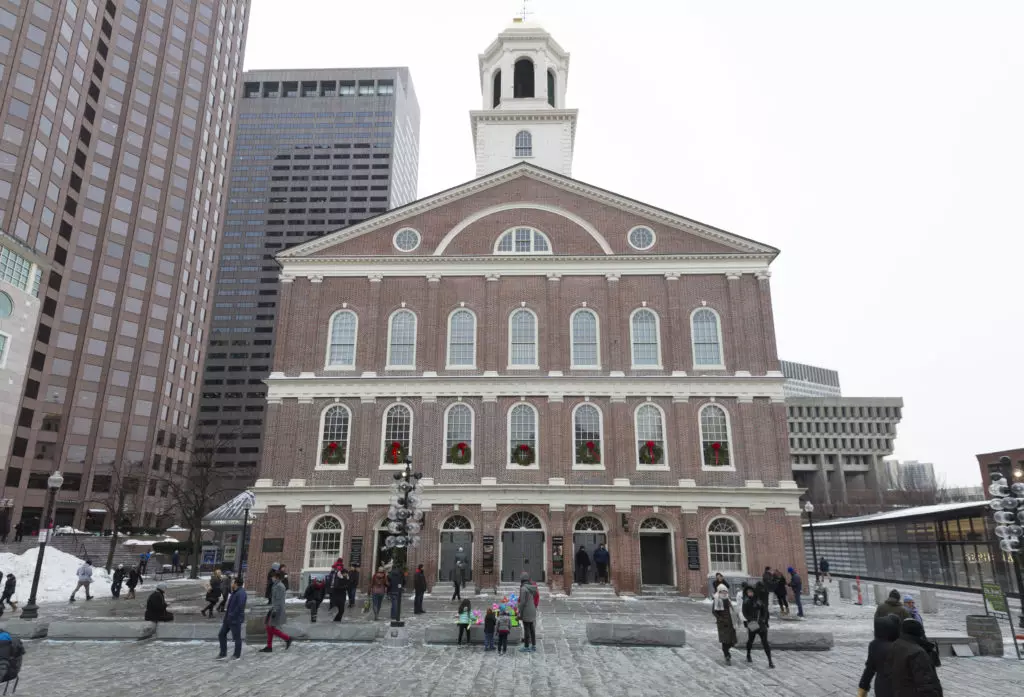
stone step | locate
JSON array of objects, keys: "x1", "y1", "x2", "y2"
[
  {"x1": 639, "y1": 584, "x2": 682, "y2": 597},
  {"x1": 569, "y1": 584, "x2": 620, "y2": 599}
]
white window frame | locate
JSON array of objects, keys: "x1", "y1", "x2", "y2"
[
  {"x1": 634, "y1": 402, "x2": 669, "y2": 471},
  {"x1": 629, "y1": 308, "x2": 662, "y2": 369},
  {"x1": 698, "y1": 402, "x2": 736, "y2": 471},
  {"x1": 324, "y1": 309, "x2": 358, "y2": 370},
  {"x1": 380, "y1": 402, "x2": 413, "y2": 470},
  {"x1": 706, "y1": 516, "x2": 746, "y2": 575},
  {"x1": 569, "y1": 308, "x2": 600, "y2": 369},
  {"x1": 315, "y1": 403, "x2": 352, "y2": 470},
  {"x1": 571, "y1": 402, "x2": 604, "y2": 471},
  {"x1": 303, "y1": 514, "x2": 344, "y2": 573},
  {"x1": 493, "y1": 227, "x2": 553, "y2": 255},
  {"x1": 507, "y1": 307, "x2": 539, "y2": 370},
  {"x1": 506, "y1": 403, "x2": 540, "y2": 470},
  {"x1": 442, "y1": 402, "x2": 475, "y2": 469},
  {"x1": 690, "y1": 306, "x2": 725, "y2": 369},
  {"x1": 392, "y1": 227, "x2": 421, "y2": 253},
  {"x1": 445, "y1": 308, "x2": 477, "y2": 370},
  {"x1": 627, "y1": 225, "x2": 657, "y2": 251},
  {"x1": 385, "y1": 308, "x2": 417, "y2": 369},
  {"x1": 514, "y1": 129, "x2": 532, "y2": 157},
  {"x1": 0, "y1": 330, "x2": 9, "y2": 369}
]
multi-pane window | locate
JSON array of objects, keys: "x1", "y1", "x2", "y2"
[
  {"x1": 0, "y1": 246, "x2": 33, "y2": 291},
  {"x1": 382, "y1": 403, "x2": 412, "y2": 465},
  {"x1": 700, "y1": 404, "x2": 732, "y2": 467},
  {"x1": 571, "y1": 309, "x2": 599, "y2": 368},
  {"x1": 708, "y1": 518, "x2": 744, "y2": 572},
  {"x1": 635, "y1": 404, "x2": 666, "y2": 466},
  {"x1": 444, "y1": 403, "x2": 474, "y2": 465},
  {"x1": 326, "y1": 310, "x2": 357, "y2": 368},
  {"x1": 495, "y1": 227, "x2": 551, "y2": 254},
  {"x1": 692, "y1": 308, "x2": 723, "y2": 366},
  {"x1": 515, "y1": 130, "x2": 532, "y2": 157},
  {"x1": 508, "y1": 309, "x2": 537, "y2": 367},
  {"x1": 387, "y1": 309, "x2": 416, "y2": 367},
  {"x1": 447, "y1": 309, "x2": 476, "y2": 367},
  {"x1": 573, "y1": 404, "x2": 602, "y2": 465},
  {"x1": 630, "y1": 309, "x2": 660, "y2": 367},
  {"x1": 508, "y1": 404, "x2": 538, "y2": 466},
  {"x1": 0, "y1": 332, "x2": 8, "y2": 367},
  {"x1": 307, "y1": 515, "x2": 343, "y2": 569},
  {"x1": 319, "y1": 405, "x2": 350, "y2": 466}
]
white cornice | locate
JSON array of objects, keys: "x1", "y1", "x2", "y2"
[
  {"x1": 264, "y1": 373, "x2": 787, "y2": 402},
  {"x1": 470, "y1": 109, "x2": 579, "y2": 155}
]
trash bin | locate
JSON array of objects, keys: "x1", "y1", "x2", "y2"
[
  {"x1": 839, "y1": 579, "x2": 852, "y2": 600},
  {"x1": 966, "y1": 615, "x2": 1003, "y2": 656},
  {"x1": 873, "y1": 583, "x2": 888, "y2": 605},
  {"x1": 920, "y1": 589, "x2": 937, "y2": 614}
]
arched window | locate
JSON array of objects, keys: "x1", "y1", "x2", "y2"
[
  {"x1": 635, "y1": 403, "x2": 667, "y2": 467},
  {"x1": 508, "y1": 403, "x2": 538, "y2": 467},
  {"x1": 386, "y1": 309, "x2": 416, "y2": 368},
  {"x1": 508, "y1": 308, "x2": 538, "y2": 368},
  {"x1": 572, "y1": 403, "x2": 603, "y2": 467},
  {"x1": 319, "y1": 405, "x2": 351, "y2": 467},
  {"x1": 640, "y1": 517, "x2": 669, "y2": 530},
  {"x1": 691, "y1": 308, "x2": 724, "y2": 367},
  {"x1": 513, "y1": 57, "x2": 534, "y2": 98},
  {"x1": 708, "y1": 518, "x2": 744, "y2": 572},
  {"x1": 381, "y1": 403, "x2": 412, "y2": 466},
  {"x1": 630, "y1": 308, "x2": 661, "y2": 367},
  {"x1": 504, "y1": 511, "x2": 542, "y2": 530},
  {"x1": 325, "y1": 310, "x2": 357, "y2": 368},
  {"x1": 570, "y1": 309, "x2": 599, "y2": 368},
  {"x1": 546, "y1": 69, "x2": 555, "y2": 107},
  {"x1": 699, "y1": 404, "x2": 732, "y2": 468},
  {"x1": 514, "y1": 129, "x2": 532, "y2": 157},
  {"x1": 443, "y1": 515, "x2": 473, "y2": 530},
  {"x1": 446, "y1": 309, "x2": 476, "y2": 368},
  {"x1": 575, "y1": 516, "x2": 604, "y2": 531},
  {"x1": 495, "y1": 226, "x2": 551, "y2": 254},
  {"x1": 492, "y1": 69, "x2": 501, "y2": 108},
  {"x1": 306, "y1": 515, "x2": 343, "y2": 570},
  {"x1": 444, "y1": 403, "x2": 474, "y2": 467}
]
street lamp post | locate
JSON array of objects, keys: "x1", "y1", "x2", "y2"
[
  {"x1": 385, "y1": 458, "x2": 424, "y2": 628},
  {"x1": 236, "y1": 506, "x2": 250, "y2": 579},
  {"x1": 21, "y1": 471, "x2": 64, "y2": 620},
  {"x1": 804, "y1": 500, "x2": 819, "y2": 583}
]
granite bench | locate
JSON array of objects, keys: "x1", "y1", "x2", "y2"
[
  {"x1": 47, "y1": 620, "x2": 156, "y2": 641},
  {"x1": 586, "y1": 623, "x2": 686, "y2": 647},
  {"x1": 424, "y1": 625, "x2": 522, "y2": 645},
  {"x1": 929, "y1": 635, "x2": 979, "y2": 657},
  {"x1": 154, "y1": 622, "x2": 247, "y2": 641},
  {"x1": 751, "y1": 629, "x2": 833, "y2": 651}
]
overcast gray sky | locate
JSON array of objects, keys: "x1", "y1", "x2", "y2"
[{"x1": 244, "y1": 0, "x2": 1024, "y2": 486}]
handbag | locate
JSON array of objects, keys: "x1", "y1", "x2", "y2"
[{"x1": 746, "y1": 620, "x2": 762, "y2": 632}]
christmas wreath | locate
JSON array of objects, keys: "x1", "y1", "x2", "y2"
[
  {"x1": 449, "y1": 442, "x2": 472, "y2": 465},
  {"x1": 703, "y1": 441, "x2": 730, "y2": 467},
  {"x1": 638, "y1": 440, "x2": 664, "y2": 465},
  {"x1": 322, "y1": 441, "x2": 346, "y2": 465},
  {"x1": 384, "y1": 440, "x2": 407, "y2": 465},
  {"x1": 512, "y1": 443, "x2": 535, "y2": 466},
  {"x1": 576, "y1": 441, "x2": 601, "y2": 464}
]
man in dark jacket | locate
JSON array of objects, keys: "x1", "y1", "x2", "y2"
[
  {"x1": 592, "y1": 543, "x2": 610, "y2": 584},
  {"x1": 144, "y1": 583, "x2": 173, "y2": 622},
  {"x1": 858, "y1": 614, "x2": 900, "y2": 697},
  {"x1": 110, "y1": 565, "x2": 124, "y2": 600},
  {"x1": 217, "y1": 577, "x2": 246, "y2": 660},
  {"x1": 413, "y1": 564, "x2": 427, "y2": 614},
  {"x1": 875, "y1": 589, "x2": 911, "y2": 622},
  {"x1": 574, "y1": 546, "x2": 591, "y2": 585},
  {"x1": 347, "y1": 563, "x2": 360, "y2": 608},
  {"x1": 887, "y1": 619, "x2": 943, "y2": 697},
  {"x1": 787, "y1": 567, "x2": 804, "y2": 617}
]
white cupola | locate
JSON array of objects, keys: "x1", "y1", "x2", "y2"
[{"x1": 470, "y1": 18, "x2": 578, "y2": 177}]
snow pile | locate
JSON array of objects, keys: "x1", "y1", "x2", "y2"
[{"x1": 0, "y1": 548, "x2": 113, "y2": 604}]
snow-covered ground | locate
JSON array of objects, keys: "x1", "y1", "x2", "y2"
[{"x1": 0, "y1": 548, "x2": 113, "y2": 604}]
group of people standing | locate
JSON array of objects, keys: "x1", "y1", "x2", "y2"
[
  {"x1": 761, "y1": 566, "x2": 804, "y2": 618},
  {"x1": 711, "y1": 579, "x2": 776, "y2": 668},
  {"x1": 201, "y1": 569, "x2": 235, "y2": 617},
  {"x1": 573, "y1": 544, "x2": 610, "y2": 584},
  {"x1": 454, "y1": 572, "x2": 540, "y2": 653},
  {"x1": 300, "y1": 559, "x2": 421, "y2": 624}
]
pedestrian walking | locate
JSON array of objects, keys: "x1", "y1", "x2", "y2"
[
  {"x1": 518, "y1": 572, "x2": 539, "y2": 653},
  {"x1": 217, "y1": 571, "x2": 232, "y2": 612},
  {"x1": 713, "y1": 584, "x2": 740, "y2": 665},
  {"x1": 202, "y1": 570, "x2": 222, "y2": 617},
  {"x1": 388, "y1": 564, "x2": 405, "y2": 620},
  {"x1": 574, "y1": 545, "x2": 591, "y2": 585},
  {"x1": 592, "y1": 543, "x2": 610, "y2": 584},
  {"x1": 144, "y1": 583, "x2": 174, "y2": 622},
  {"x1": 304, "y1": 574, "x2": 326, "y2": 622},
  {"x1": 110, "y1": 565, "x2": 124, "y2": 599},
  {"x1": 126, "y1": 565, "x2": 142, "y2": 599},
  {"x1": 347, "y1": 563, "x2": 360, "y2": 608},
  {"x1": 742, "y1": 584, "x2": 775, "y2": 668},
  {"x1": 451, "y1": 560, "x2": 464, "y2": 601},
  {"x1": 140, "y1": 552, "x2": 151, "y2": 574},
  {"x1": 413, "y1": 563, "x2": 427, "y2": 614},
  {"x1": 457, "y1": 599, "x2": 472, "y2": 645},
  {"x1": 496, "y1": 608, "x2": 512, "y2": 654},
  {"x1": 858, "y1": 614, "x2": 900, "y2": 697},
  {"x1": 261, "y1": 570, "x2": 292, "y2": 653},
  {"x1": 370, "y1": 566, "x2": 388, "y2": 620},
  {"x1": 326, "y1": 559, "x2": 349, "y2": 622},
  {"x1": 171, "y1": 549, "x2": 181, "y2": 573},
  {"x1": 887, "y1": 618, "x2": 943, "y2": 697},
  {"x1": 69, "y1": 559, "x2": 94, "y2": 602},
  {"x1": 875, "y1": 589, "x2": 911, "y2": 622},
  {"x1": 772, "y1": 568, "x2": 789, "y2": 615},
  {"x1": 264, "y1": 562, "x2": 280, "y2": 602},
  {"x1": 820, "y1": 556, "x2": 831, "y2": 583},
  {"x1": 787, "y1": 567, "x2": 804, "y2": 617},
  {"x1": 13, "y1": 522, "x2": 23, "y2": 543},
  {"x1": 0, "y1": 574, "x2": 15, "y2": 613},
  {"x1": 216, "y1": 576, "x2": 247, "y2": 661}
]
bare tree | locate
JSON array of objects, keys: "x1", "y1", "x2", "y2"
[{"x1": 84, "y1": 459, "x2": 144, "y2": 572}]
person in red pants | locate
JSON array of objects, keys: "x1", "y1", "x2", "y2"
[{"x1": 261, "y1": 570, "x2": 292, "y2": 653}]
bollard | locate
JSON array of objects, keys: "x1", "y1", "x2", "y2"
[
  {"x1": 855, "y1": 576, "x2": 863, "y2": 605},
  {"x1": 839, "y1": 578, "x2": 852, "y2": 600},
  {"x1": 919, "y1": 589, "x2": 937, "y2": 614},
  {"x1": 873, "y1": 583, "x2": 888, "y2": 606}
]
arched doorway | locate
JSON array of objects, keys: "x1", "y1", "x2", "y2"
[
  {"x1": 513, "y1": 57, "x2": 534, "y2": 98},
  {"x1": 572, "y1": 516, "x2": 607, "y2": 584},
  {"x1": 438, "y1": 515, "x2": 473, "y2": 583},
  {"x1": 638, "y1": 517, "x2": 674, "y2": 586},
  {"x1": 501, "y1": 511, "x2": 544, "y2": 582}
]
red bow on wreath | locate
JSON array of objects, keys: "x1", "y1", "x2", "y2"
[
  {"x1": 645, "y1": 440, "x2": 655, "y2": 460},
  {"x1": 456, "y1": 442, "x2": 467, "y2": 458},
  {"x1": 712, "y1": 442, "x2": 721, "y2": 465},
  {"x1": 391, "y1": 441, "x2": 402, "y2": 464},
  {"x1": 328, "y1": 442, "x2": 338, "y2": 451},
  {"x1": 518, "y1": 444, "x2": 530, "y2": 452}
]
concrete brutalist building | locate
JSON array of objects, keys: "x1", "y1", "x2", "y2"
[{"x1": 196, "y1": 68, "x2": 420, "y2": 498}]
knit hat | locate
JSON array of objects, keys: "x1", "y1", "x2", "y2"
[
  {"x1": 786, "y1": 567, "x2": 794, "y2": 574},
  {"x1": 889, "y1": 589, "x2": 901, "y2": 600},
  {"x1": 271, "y1": 562, "x2": 280, "y2": 571},
  {"x1": 156, "y1": 582, "x2": 168, "y2": 591},
  {"x1": 520, "y1": 572, "x2": 530, "y2": 582},
  {"x1": 715, "y1": 584, "x2": 729, "y2": 595},
  {"x1": 902, "y1": 594, "x2": 914, "y2": 603}
]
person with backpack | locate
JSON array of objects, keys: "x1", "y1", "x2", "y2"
[
  {"x1": 518, "y1": 572, "x2": 539, "y2": 653},
  {"x1": 69, "y1": 559, "x2": 94, "y2": 602},
  {"x1": 887, "y1": 618, "x2": 943, "y2": 697},
  {"x1": 110, "y1": 565, "x2": 125, "y2": 600},
  {"x1": 304, "y1": 574, "x2": 326, "y2": 622},
  {"x1": 0, "y1": 628, "x2": 25, "y2": 690}
]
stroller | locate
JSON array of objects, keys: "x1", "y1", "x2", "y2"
[{"x1": 813, "y1": 581, "x2": 830, "y2": 606}]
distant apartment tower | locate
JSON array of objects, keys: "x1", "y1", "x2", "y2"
[
  {"x1": 781, "y1": 360, "x2": 841, "y2": 398},
  {"x1": 0, "y1": 1, "x2": 249, "y2": 530},
  {"x1": 882, "y1": 459, "x2": 936, "y2": 491},
  {"x1": 197, "y1": 68, "x2": 420, "y2": 491}
]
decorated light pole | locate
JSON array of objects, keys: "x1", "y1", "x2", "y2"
[
  {"x1": 804, "y1": 500, "x2": 819, "y2": 583},
  {"x1": 385, "y1": 458, "x2": 424, "y2": 627},
  {"x1": 989, "y1": 456, "x2": 1024, "y2": 626}
]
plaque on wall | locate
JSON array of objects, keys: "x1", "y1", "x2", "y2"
[
  {"x1": 482, "y1": 534, "x2": 495, "y2": 574},
  {"x1": 349, "y1": 536, "x2": 363, "y2": 568},
  {"x1": 262, "y1": 538, "x2": 284, "y2": 554},
  {"x1": 686, "y1": 538, "x2": 700, "y2": 570},
  {"x1": 551, "y1": 535, "x2": 564, "y2": 575}
]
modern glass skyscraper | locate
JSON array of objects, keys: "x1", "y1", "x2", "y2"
[
  {"x1": 197, "y1": 68, "x2": 420, "y2": 493},
  {"x1": 0, "y1": 0, "x2": 249, "y2": 531}
]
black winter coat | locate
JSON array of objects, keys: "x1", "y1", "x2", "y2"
[
  {"x1": 327, "y1": 570, "x2": 349, "y2": 606},
  {"x1": 413, "y1": 570, "x2": 427, "y2": 592},
  {"x1": 860, "y1": 615, "x2": 900, "y2": 697},
  {"x1": 144, "y1": 590, "x2": 169, "y2": 621},
  {"x1": 741, "y1": 593, "x2": 769, "y2": 629},
  {"x1": 887, "y1": 635, "x2": 943, "y2": 697},
  {"x1": 304, "y1": 579, "x2": 326, "y2": 606}
]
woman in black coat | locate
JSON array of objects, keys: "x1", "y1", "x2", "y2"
[
  {"x1": 859, "y1": 614, "x2": 900, "y2": 697},
  {"x1": 574, "y1": 546, "x2": 591, "y2": 584},
  {"x1": 741, "y1": 584, "x2": 774, "y2": 668}
]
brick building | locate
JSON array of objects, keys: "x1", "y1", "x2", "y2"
[{"x1": 247, "y1": 19, "x2": 805, "y2": 595}]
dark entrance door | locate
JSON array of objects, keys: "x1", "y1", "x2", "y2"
[
  {"x1": 640, "y1": 533, "x2": 673, "y2": 585},
  {"x1": 571, "y1": 532, "x2": 606, "y2": 583},
  {"x1": 501, "y1": 531, "x2": 545, "y2": 582},
  {"x1": 439, "y1": 531, "x2": 473, "y2": 582}
]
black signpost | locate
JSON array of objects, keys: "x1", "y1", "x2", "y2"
[
  {"x1": 551, "y1": 535, "x2": 564, "y2": 576},
  {"x1": 349, "y1": 536, "x2": 363, "y2": 569},
  {"x1": 686, "y1": 539, "x2": 700, "y2": 571},
  {"x1": 482, "y1": 535, "x2": 495, "y2": 575}
]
